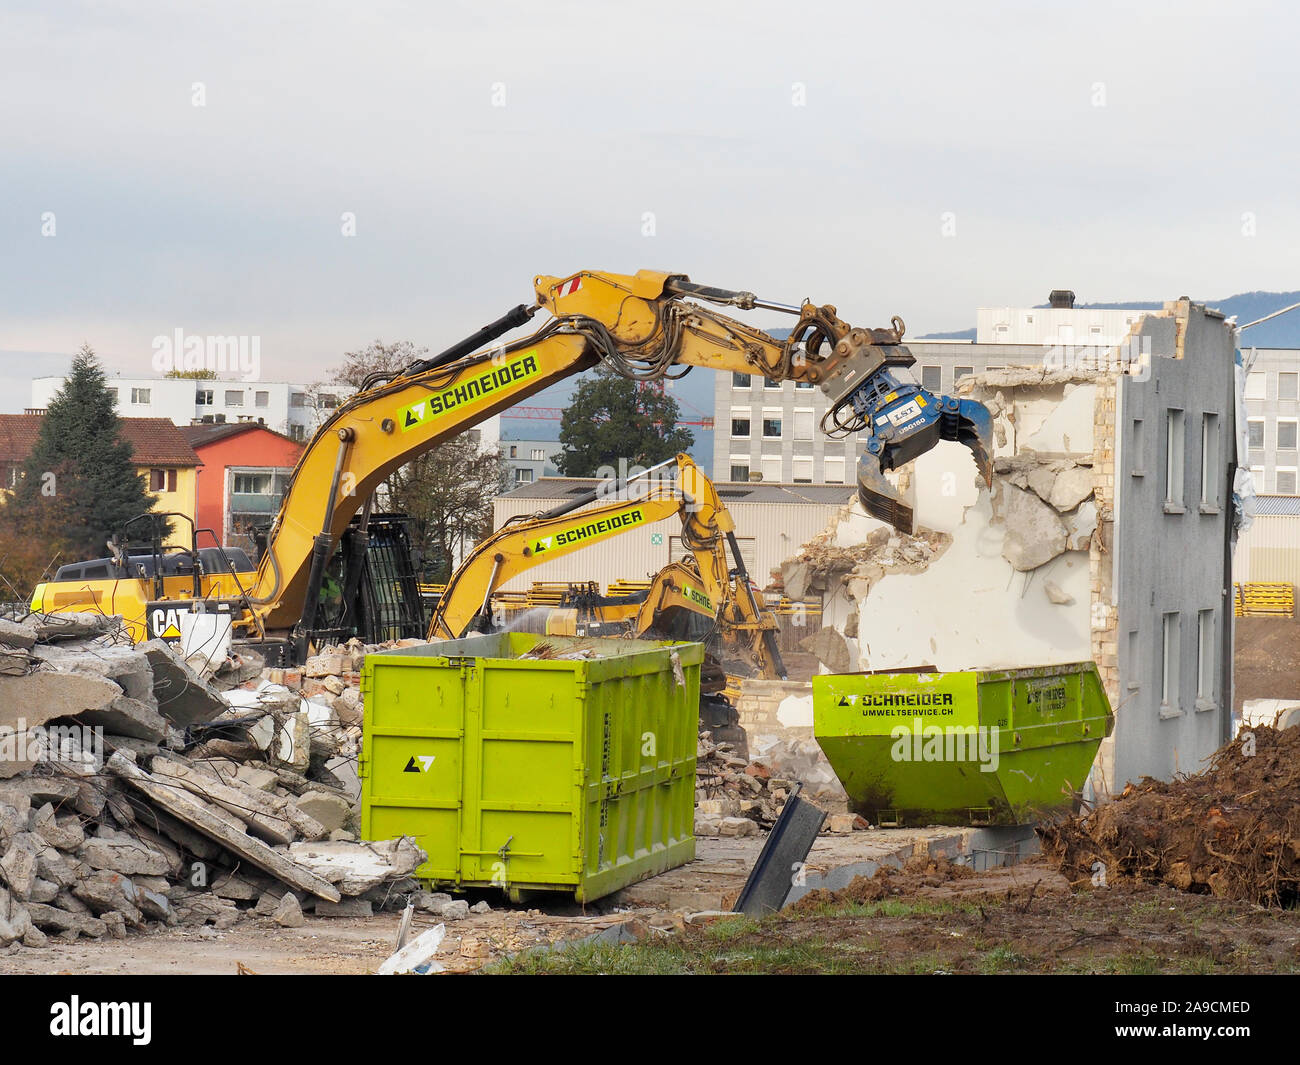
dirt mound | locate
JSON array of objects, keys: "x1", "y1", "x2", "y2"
[
  {"x1": 1040, "y1": 725, "x2": 1300, "y2": 907},
  {"x1": 789, "y1": 854, "x2": 974, "y2": 912}
]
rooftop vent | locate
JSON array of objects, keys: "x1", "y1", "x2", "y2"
[{"x1": 1048, "y1": 289, "x2": 1076, "y2": 309}]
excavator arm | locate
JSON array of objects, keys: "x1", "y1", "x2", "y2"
[
  {"x1": 239, "y1": 269, "x2": 992, "y2": 649},
  {"x1": 428, "y1": 453, "x2": 786, "y2": 679}
]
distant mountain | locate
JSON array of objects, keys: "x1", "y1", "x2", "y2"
[{"x1": 918, "y1": 291, "x2": 1300, "y2": 348}]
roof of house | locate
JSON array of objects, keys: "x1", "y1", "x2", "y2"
[
  {"x1": 179, "y1": 422, "x2": 300, "y2": 449},
  {"x1": 497, "y1": 476, "x2": 857, "y2": 506},
  {"x1": 0, "y1": 414, "x2": 201, "y2": 467}
]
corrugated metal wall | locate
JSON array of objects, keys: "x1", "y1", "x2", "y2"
[
  {"x1": 1235, "y1": 513, "x2": 1300, "y2": 585},
  {"x1": 490, "y1": 496, "x2": 844, "y2": 591}
]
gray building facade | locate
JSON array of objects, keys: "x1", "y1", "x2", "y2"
[
  {"x1": 1110, "y1": 304, "x2": 1238, "y2": 786},
  {"x1": 1240, "y1": 347, "x2": 1300, "y2": 494}
]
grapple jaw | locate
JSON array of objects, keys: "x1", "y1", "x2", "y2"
[{"x1": 855, "y1": 391, "x2": 994, "y2": 534}]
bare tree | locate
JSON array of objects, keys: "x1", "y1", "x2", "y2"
[{"x1": 329, "y1": 340, "x2": 504, "y2": 579}]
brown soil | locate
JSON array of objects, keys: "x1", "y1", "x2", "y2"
[
  {"x1": 1234, "y1": 614, "x2": 1300, "y2": 714},
  {"x1": 788, "y1": 854, "x2": 976, "y2": 911},
  {"x1": 708, "y1": 860, "x2": 1300, "y2": 974},
  {"x1": 1040, "y1": 725, "x2": 1300, "y2": 907}
]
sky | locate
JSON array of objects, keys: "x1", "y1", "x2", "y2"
[{"x1": 2, "y1": 0, "x2": 1297, "y2": 398}]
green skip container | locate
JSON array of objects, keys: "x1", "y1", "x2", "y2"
[
  {"x1": 360, "y1": 632, "x2": 701, "y2": 902},
  {"x1": 813, "y1": 662, "x2": 1113, "y2": 827}
]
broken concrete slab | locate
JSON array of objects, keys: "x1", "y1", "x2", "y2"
[
  {"x1": 149, "y1": 758, "x2": 298, "y2": 844},
  {"x1": 293, "y1": 791, "x2": 350, "y2": 834},
  {"x1": 73, "y1": 870, "x2": 144, "y2": 925},
  {"x1": 1048, "y1": 466, "x2": 1094, "y2": 512},
  {"x1": 78, "y1": 836, "x2": 171, "y2": 877},
  {"x1": 30, "y1": 643, "x2": 156, "y2": 706},
  {"x1": 25, "y1": 901, "x2": 105, "y2": 939},
  {"x1": 30, "y1": 803, "x2": 84, "y2": 851},
  {"x1": 32, "y1": 613, "x2": 124, "y2": 642},
  {"x1": 0, "y1": 832, "x2": 41, "y2": 899},
  {"x1": 1064, "y1": 500, "x2": 1098, "y2": 551},
  {"x1": 105, "y1": 752, "x2": 340, "y2": 901},
  {"x1": 376, "y1": 923, "x2": 446, "y2": 975},
  {"x1": 286, "y1": 837, "x2": 425, "y2": 896},
  {"x1": 0, "y1": 671, "x2": 123, "y2": 730},
  {"x1": 139, "y1": 640, "x2": 230, "y2": 726},
  {"x1": 995, "y1": 484, "x2": 1069, "y2": 572},
  {"x1": 0, "y1": 618, "x2": 37, "y2": 650},
  {"x1": 311, "y1": 897, "x2": 372, "y2": 918}
]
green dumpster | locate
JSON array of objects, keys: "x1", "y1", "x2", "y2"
[
  {"x1": 360, "y1": 632, "x2": 700, "y2": 901},
  {"x1": 813, "y1": 662, "x2": 1113, "y2": 827}
]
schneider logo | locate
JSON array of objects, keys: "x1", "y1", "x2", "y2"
[
  {"x1": 532, "y1": 509, "x2": 645, "y2": 553},
  {"x1": 682, "y1": 585, "x2": 712, "y2": 610},
  {"x1": 401, "y1": 353, "x2": 540, "y2": 430},
  {"x1": 838, "y1": 691, "x2": 956, "y2": 717}
]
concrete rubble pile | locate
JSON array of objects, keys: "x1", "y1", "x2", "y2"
[
  {"x1": 0, "y1": 614, "x2": 429, "y2": 950},
  {"x1": 694, "y1": 733, "x2": 862, "y2": 838}
]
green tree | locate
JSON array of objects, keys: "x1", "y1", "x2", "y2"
[
  {"x1": 6, "y1": 346, "x2": 159, "y2": 559},
  {"x1": 555, "y1": 368, "x2": 694, "y2": 476}
]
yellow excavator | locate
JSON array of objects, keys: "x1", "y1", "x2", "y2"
[
  {"x1": 31, "y1": 268, "x2": 994, "y2": 663},
  {"x1": 429, "y1": 452, "x2": 786, "y2": 680}
]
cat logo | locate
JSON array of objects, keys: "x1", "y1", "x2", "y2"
[{"x1": 149, "y1": 607, "x2": 189, "y2": 640}]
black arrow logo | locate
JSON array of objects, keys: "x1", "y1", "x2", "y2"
[
  {"x1": 403, "y1": 757, "x2": 420, "y2": 773},
  {"x1": 404, "y1": 410, "x2": 419, "y2": 428}
]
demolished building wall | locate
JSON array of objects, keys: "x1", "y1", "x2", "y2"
[{"x1": 779, "y1": 300, "x2": 1237, "y2": 799}]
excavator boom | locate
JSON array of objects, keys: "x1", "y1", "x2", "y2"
[{"x1": 33, "y1": 269, "x2": 994, "y2": 662}]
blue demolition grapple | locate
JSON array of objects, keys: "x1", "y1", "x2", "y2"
[{"x1": 814, "y1": 321, "x2": 994, "y2": 534}]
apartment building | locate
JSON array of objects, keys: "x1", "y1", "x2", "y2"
[
  {"x1": 1241, "y1": 348, "x2": 1300, "y2": 494},
  {"x1": 30, "y1": 376, "x2": 353, "y2": 441}
]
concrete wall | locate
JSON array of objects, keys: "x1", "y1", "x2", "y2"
[
  {"x1": 1111, "y1": 304, "x2": 1237, "y2": 786},
  {"x1": 788, "y1": 302, "x2": 1237, "y2": 798}
]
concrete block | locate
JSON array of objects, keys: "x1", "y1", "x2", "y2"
[
  {"x1": 25, "y1": 901, "x2": 105, "y2": 939},
  {"x1": 286, "y1": 837, "x2": 425, "y2": 896},
  {"x1": 272, "y1": 892, "x2": 305, "y2": 927},
  {"x1": 311, "y1": 897, "x2": 372, "y2": 918},
  {"x1": 1049, "y1": 466, "x2": 1094, "y2": 511},
  {"x1": 294, "y1": 791, "x2": 351, "y2": 833},
  {"x1": 140, "y1": 640, "x2": 229, "y2": 726},
  {"x1": 29, "y1": 803, "x2": 84, "y2": 851},
  {"x1": 78, "y1": 836, "x2": 171, "y2": 877},
  {"x1": 0, "y1": 833, "x2": 41, "y2": 898},
  {"x1": 72, "y1": 870, "x2": 143, "y2": 925},
  {"x1": 995, "y1": 484, "x2": 1068, "y2": 571},
  {"x1": 0, "y1": 618, "x2": 37, "y2": 650}
]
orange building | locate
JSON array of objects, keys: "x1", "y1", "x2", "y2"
[{"x1": 179, "y1": 423, "x2": 304, "y2": 553}]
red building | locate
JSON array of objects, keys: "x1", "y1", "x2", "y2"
[{"x1": 179, "y1": 423, "x2": 303, "y2": 553}]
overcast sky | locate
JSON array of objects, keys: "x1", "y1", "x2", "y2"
[{"x1": 2, "y1": 0, "x2": 1295, "y2": 394}]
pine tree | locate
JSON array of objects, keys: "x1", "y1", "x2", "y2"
[
  {"x1": 556, "y1": 368, "x2": 695, "y2": 476},
  {"x1": 10, "y1": 345, "x2": 159, "y2": 559}
]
